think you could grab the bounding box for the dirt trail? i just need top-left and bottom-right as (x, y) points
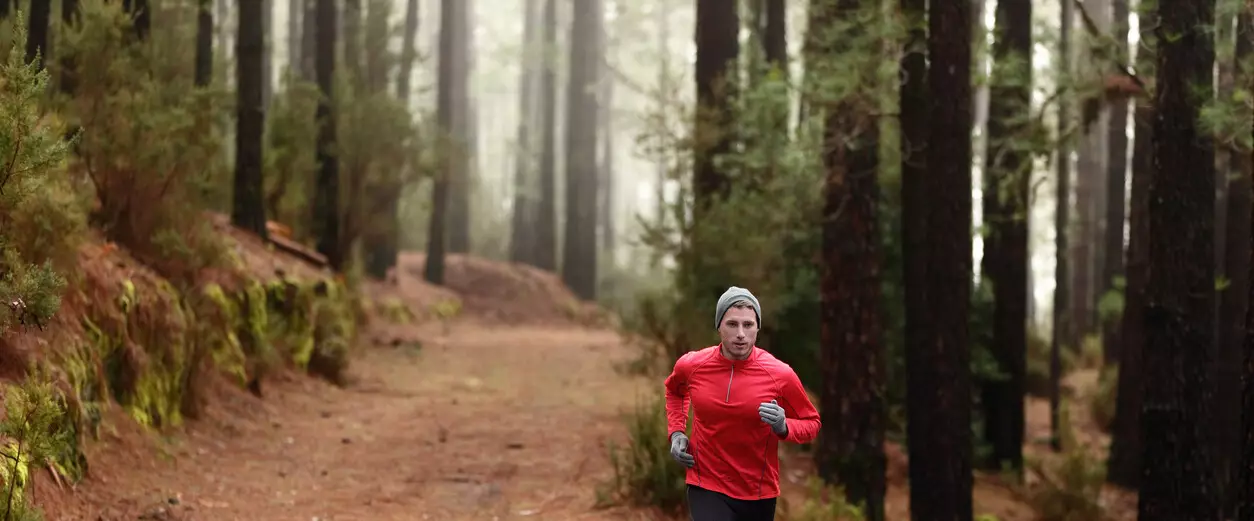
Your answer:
(40, 320), (655, 521)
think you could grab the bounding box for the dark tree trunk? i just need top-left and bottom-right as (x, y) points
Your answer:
(533, 0), (559, 271)
(561, 0), (601, 301)
(445, 0), (471, 255)
(1106, 6), (1155, 487)
(123, 0), (149, 41)
(60, 0), (79, 94)
(195, 0), (213, 86)
(1101, 0), (1130, 365)
(1049, 0), (1073, 452)
(288, 0), (301, 76)
(302, 0), (317, 81)
(692, 0), (739, 216)
(425, 0), (465, 284)
(810, 0), (885, 515)
(979, 0), (1031, 472)
(233, 0), (268, 239)
(313, 0), (342, 270)
(598, 71), (615, 254)
(762, 0), (786, 71)
(0, 0), (9, 19)
(343, 0), (363, 88)
(905, 0), (975, 518)
(510, 0), (539, 265)
(1226, 12), (1254, 517)
(25, 0), (49, 68)
(899, 0), (928, 482)
(1137, 0), (1219, 516)
(362, 0), (418, 280)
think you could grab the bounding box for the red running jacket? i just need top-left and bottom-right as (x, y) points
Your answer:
(664, 345), (821, 500)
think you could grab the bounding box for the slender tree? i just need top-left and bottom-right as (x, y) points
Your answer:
(232, 0), (268, 239)
(904, 0), (975, 517)
(979, 0), (1032, 471)
(313, 0), (341, 269)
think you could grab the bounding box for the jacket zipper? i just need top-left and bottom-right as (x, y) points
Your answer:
(725, 364), (735, 402)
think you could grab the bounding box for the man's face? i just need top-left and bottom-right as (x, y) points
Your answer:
(718, 306), (758, 360)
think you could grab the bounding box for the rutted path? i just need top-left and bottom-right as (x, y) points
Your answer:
(41, 321), (654, 521)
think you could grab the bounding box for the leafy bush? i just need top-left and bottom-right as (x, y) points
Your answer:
(59, 0), (230, 284)
(777, 476), (865, 521)
(1088, 365), (1117, 433)
(1025, 402), (1106, 521)
(0, 374), (79, 521)
(597, 392), (687, 514)
(0, 14), (77, 336)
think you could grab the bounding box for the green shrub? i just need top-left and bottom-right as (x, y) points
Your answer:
(598, 392), (687, 514)
(1088, 365), (1117, 433)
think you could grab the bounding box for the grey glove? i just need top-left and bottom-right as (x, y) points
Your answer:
(669, 432), (695, 468)
(759, 400), (788, 436)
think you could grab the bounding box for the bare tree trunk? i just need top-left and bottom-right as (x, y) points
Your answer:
(510, 0), (540, 265)
(1106, 3), (1154, 485)
(533, 0), (559, 271)
(234, 0), (269, 239)
(561, 0), (601, 300)
(313, 0), (341, 269)
(905, 0), (976, 517)
(980, 0), (1032, 472)
(1137, 0), (1219, 514)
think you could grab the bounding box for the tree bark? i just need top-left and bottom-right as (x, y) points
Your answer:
(905, 0), (975, 517)
(233, 0), (269, 239)
(1101, 0), (1130, 365)
(1105, 5), (1154, 487)
(561, 0), (601, 301)
(811, 0), (886, 514)
(692, 0), (740, 216)
(24, 0), (49, 68)
(533, 0), (559, 271)
(1137, 0), (1220, 516)
(313, 0), (342, 270)
(980, 0), (1031, 472)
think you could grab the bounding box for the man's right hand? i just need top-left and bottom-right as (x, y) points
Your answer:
(669, 432), (695, 468)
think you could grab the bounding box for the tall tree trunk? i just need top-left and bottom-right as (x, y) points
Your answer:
(980, 0), (1031, 472)
(425, 0), (465, 284)
(561, 0), (601, 301)
(1221, 6), (1253, 515)
(1049, 0), (1073, 452)
(1101, 0), (1130, 365)
(343, 0), (363, 88)
(1137, 0), (1219, 515)
(313, 0), (342, 270)
(598, 69), (615, 254)
(362, 0), (418, 280)
(1105, 3), (1154, 486)
(60, 0), (79, 94)
(811, 0), (885, 516)
(692, 0), (740, 216)
(261, 0), (272, 109)
(288, 0), (301, 75)
(25, 0), (49, 67)
(762, 0), (786, 71)
(123, 0), (150, 41)
(233, 0), (268, 239)
(195, 0), (213, 86)
(301, 0), (317, 80)
(533, 0), (559, 271)
(444, 0), (472, 255)
(510, 0), (539, 265)
(905, 0), (975, 518)
(0, 0), (9, 19)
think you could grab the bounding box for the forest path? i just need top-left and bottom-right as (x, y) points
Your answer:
(40, 319), (657, 521)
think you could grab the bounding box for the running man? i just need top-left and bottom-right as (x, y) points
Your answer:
(664, 286), (822, 521)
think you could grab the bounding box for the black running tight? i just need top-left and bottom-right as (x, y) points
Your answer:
(687, 485), (777, 521)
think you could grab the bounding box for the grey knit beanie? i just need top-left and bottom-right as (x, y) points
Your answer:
(715, 286), (761, 329)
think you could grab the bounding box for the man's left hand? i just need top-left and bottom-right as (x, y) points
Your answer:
(758, 400), (788, 436)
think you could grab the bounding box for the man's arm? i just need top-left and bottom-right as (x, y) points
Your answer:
(777, 368), (821, 444)
(663, 353), (694, 439)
